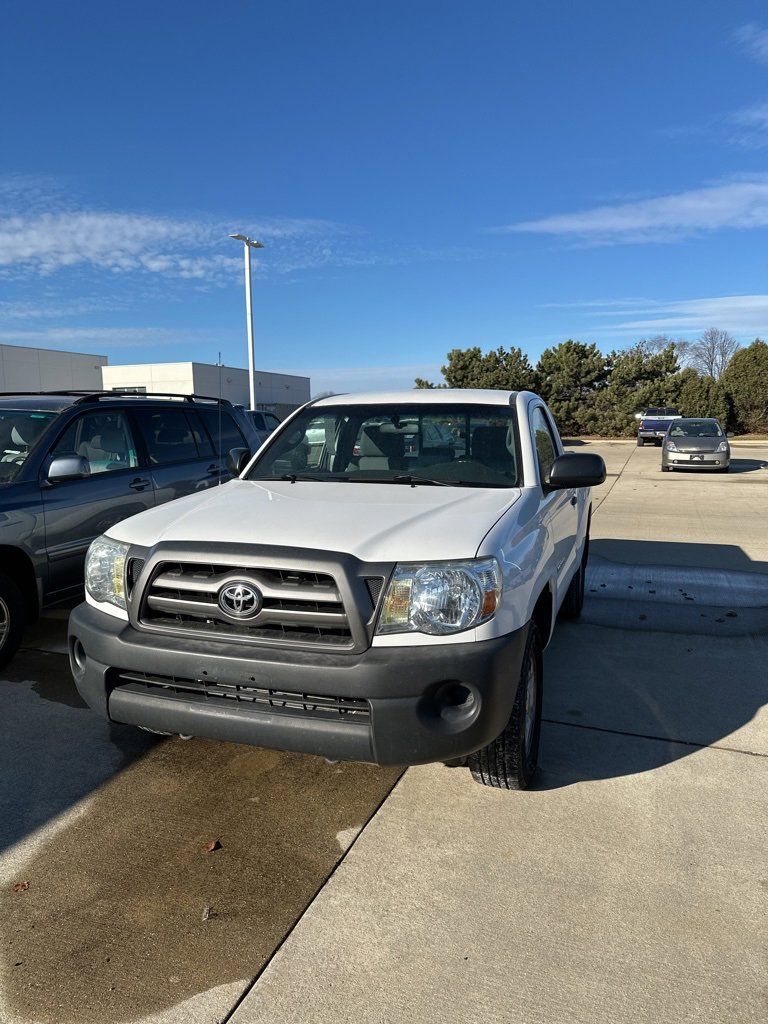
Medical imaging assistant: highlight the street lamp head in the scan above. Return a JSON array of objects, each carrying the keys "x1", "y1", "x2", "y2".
[{"x1": 229, "y1": 233, "x2": 265, "y2": 249}]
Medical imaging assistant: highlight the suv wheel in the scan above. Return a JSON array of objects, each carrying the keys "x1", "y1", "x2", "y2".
[
  {"x1": 0, "y1": 574, "x2": 26, "y2": 670},
  {"x1": 468, "y1": 624, "x2": 543, "y2": 790}
]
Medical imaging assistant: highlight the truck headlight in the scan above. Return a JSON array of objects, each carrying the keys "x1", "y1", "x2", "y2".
[
  {"x1": 716, "y1": 441, "x2": 728, "y2": 452},
  {"x1": 376, "y1": 558, "x2": 502, "y2": 636},
  {"x1": 85, "y1": 536, "x2": 129, "y2": 609}
]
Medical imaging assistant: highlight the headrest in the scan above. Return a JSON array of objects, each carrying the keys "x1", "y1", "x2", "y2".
[
  {"x1": 472, "y1": 425, "x2": 512, "y2": 462},
  {"x1": 91, "y1": 429, "x2": 126, "y2": 452},
  {"x1": 156, "y1": 427, "x2": 187, "y2": 444}
]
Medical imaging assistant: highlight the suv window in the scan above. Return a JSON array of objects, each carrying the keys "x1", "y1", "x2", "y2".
[
  {"x1": 51, "y1": 411, "x2": 139, "y2": 475},
  {"x1": 0, "y1": 409, "x2": 57, "y2": 483},
  {"x1": 134, "y1": 408, "x2": 211, "y2": 465},
  {"x1": 265, "y1": 413, "x2": 281, "y2": 430},
  {"x1": 531, "y1": 407, "x2": 558, "y2": 483},
  {"x1": 199, "y1": 408, "x2": 247, "y2": 457}
]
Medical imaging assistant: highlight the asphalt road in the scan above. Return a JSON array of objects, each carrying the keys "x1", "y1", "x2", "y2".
[{"x1": 1, "y1": 441, "x2": 766, "y2": 1024}]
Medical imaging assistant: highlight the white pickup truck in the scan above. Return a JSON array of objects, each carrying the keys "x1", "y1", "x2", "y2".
[{"x1": 69, "y1": 390, "x2": 605, "y2": 791}]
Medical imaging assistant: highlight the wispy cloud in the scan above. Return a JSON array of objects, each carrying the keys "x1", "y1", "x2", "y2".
[
  {"x1": 733, "y1": 22, "x2": 768, "y2": 66},
  {"x1": 728, "y1": 101, "x2": 768, "y2": 148},
  {"x1": 0, "y1": 207, "x2": 341, "y2": 281},
  {"x1": 584, "y1": 294, "x2": 768, "y2": 337},
  {"x1": 0, "y1": 174, "x2": 485, "y2": 286},
  {"x1": 497, "y1": 176, "x2": 768, "y2": 244},
  {"x1": 0, "y1": 326, "x2": 196, "y2": 351}
]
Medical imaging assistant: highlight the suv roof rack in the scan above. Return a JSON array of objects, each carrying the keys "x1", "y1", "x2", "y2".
[{"x1": 0, "y1": 390, "x2": 233, "y2": 406}]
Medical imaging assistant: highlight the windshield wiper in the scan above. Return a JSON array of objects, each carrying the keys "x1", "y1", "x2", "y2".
[
  {"x1": 274, "y1": 473, "x2": 351, "y2": 483},
  {"x1": 392, "y1": 474, "x2": 452, "y2": 487}
]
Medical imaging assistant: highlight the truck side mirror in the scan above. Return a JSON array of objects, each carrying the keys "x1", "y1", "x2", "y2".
[
  {"x1": 46, "y1": 455, "x2": 90, "y2": 484},
  {"x1": 227, "y1": 447, "x2": 251, "y2": 476},
  {"x1": 545, "y1": 452, "x2": 606, "y2": 490}
]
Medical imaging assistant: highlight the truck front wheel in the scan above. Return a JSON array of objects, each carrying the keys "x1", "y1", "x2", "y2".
[
  {"x1": 0, "y1": 573, "x2": 26, "y2": 670},
  {"x1": 637, "y1": 436, "x2": 644, "y2": 446},
  {"x1": 468, "y1": 624, "x2": 543, "y2": 790}
]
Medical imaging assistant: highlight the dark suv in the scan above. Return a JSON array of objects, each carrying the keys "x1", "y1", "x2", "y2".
[{"x1": 0, "y1": 390, "x2": 258, "y2": 667}]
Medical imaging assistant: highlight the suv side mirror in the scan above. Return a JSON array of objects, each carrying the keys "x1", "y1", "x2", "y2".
[
  {"x1": 227, "y1": 447, "x2": 251, "y2": 476},
  {"x1": 46, "y1": 455, "x2": 90, "y2": 484},
  {"x1": 546, "y1": 452, "x2": 606, "y2": 490}
]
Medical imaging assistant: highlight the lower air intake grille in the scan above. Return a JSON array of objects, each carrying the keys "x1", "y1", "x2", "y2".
[{"x1": 112, "y1": 670, "x2": 370, "y2": 721}]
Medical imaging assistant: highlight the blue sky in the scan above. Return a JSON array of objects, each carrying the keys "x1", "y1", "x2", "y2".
[{"x1": 2, "y1": 1, "x2": 768, "y2": 393}]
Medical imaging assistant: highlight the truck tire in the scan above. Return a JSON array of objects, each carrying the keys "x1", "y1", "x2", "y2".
[
  {"x1": 0, "y1": 573, "x2": 26, "y2": 671},
  {"x1": 468, "y1": 623, "x2": 542, "y2": 790},
  {"x1": 637, "y1": 436, "x2": 644, "y2": 446}
]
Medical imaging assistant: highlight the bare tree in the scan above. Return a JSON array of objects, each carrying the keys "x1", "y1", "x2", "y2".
[
  {"x1": 688, "y1": 328, "x2": 740, "y2": 379},
  {"x1": 638, "y1": 334, "x2": 691, "y2": 363}
]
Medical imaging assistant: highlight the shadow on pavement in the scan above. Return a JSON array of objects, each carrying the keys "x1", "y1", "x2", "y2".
[
  {"x1": 590, "y1": 537, "x2": 768, "y2": 575},
  {"x1": 0, "y1": 649, "x2": 157, "y2": 855},
  {"x1": 1, "y1": 736, "x2": 401, "y2": 1024},
  {"x1": 725, "y1": 456, "x2": 768, "y2": 474},
  {"x1": 539, "y1": 539, "x2": 768, "y2": 789}
]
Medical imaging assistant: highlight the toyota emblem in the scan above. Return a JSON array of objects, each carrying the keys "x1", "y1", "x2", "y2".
[{"x1": 218, "y1": 581, "x2": 262, "y2": 619}]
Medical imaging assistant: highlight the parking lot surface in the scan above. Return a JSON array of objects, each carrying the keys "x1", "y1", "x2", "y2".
[{"x1": 2, "y1": 441, "x2": 766, "y2": 1023}]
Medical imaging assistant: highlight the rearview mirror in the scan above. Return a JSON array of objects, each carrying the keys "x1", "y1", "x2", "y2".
[
  {"x1": 227, "y1": 447, "x2": 251, "y2": 476},
  {"x1": 46, "y1": 455, "x2": 90, "y2": 484},
  {"x1": 546, "y1": 452, "x2": 606, "y2": 490}
]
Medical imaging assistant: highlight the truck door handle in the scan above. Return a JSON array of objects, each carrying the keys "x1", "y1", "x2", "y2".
[
  {"x1": 570, "y1": 495, "x2": 578, "y2": 506},
  {"x1": 129, "y1": 477, "x2": 151, "y2": 491}
]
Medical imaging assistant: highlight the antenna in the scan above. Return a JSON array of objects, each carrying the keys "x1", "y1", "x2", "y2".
[{"x1": 217, "y1": 352, "x2": 223, "y2": 485}]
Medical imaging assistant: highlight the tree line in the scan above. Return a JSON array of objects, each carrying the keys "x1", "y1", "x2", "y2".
[{"x1": 415, "y1": 331, "x2": 768, "y2": 437}]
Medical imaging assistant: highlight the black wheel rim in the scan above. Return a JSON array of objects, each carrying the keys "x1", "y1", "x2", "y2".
[{"x1": 0, "y1": 596, "x2": 9, "y2": 650}]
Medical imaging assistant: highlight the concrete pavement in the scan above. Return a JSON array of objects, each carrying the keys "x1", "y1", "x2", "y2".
[{"x1": 2, "y1": 441, "x2": 766, "y2": 1023}]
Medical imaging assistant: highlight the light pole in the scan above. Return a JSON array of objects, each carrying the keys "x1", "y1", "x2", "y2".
[{"x1": 229, "y1": 233, "x2": 264, "y2": 411}]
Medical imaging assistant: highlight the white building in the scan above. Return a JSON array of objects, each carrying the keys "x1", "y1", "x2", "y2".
[
  {"x1": 0, "y1": 343, "x2": 107, "y2": 392},
  {"x1": 101, "y1": 362, "x2": 311, "y2": 417}
]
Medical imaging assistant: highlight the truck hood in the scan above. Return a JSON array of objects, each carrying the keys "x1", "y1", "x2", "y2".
[{"x1": 107, "y1": 479, "x2": 522, "y2": 563}]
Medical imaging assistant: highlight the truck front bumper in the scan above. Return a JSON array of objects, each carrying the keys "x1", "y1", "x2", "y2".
[{"x1": 69, "y1": 602, "x2": 528, "y2": 766}]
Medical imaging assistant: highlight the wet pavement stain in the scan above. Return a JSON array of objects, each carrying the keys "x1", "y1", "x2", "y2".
[{"x1": 1, "y1": 736, "x2": 402, "y2": 1024}]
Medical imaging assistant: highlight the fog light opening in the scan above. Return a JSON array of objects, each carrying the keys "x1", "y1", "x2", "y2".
[
  {"x1": 70, "y1": 638, "x2": 87, "y2": 675},
  {"x1": 435, "y1": 681, "x2": 478, "y2": 724}
]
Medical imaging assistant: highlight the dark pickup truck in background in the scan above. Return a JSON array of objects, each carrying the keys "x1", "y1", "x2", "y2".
[{"x1": 636, "y1": 407, "x2": 681, "y2": 447}]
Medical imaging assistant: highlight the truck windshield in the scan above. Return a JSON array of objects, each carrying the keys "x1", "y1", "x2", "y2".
[
  {"x1": 0, "y1": 409, "x2": 56, "y2": 484},
  {"x1": 247, "y1": 403, "x2": 522, "y2": 488}
]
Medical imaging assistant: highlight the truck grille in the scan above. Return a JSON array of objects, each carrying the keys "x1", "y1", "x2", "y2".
[
  {"x1": 139, "y1": 561, "x2": 354, "y2": 648},
  {"x1": 113, "y1": 670, "x2": 370, "y2": 720}
]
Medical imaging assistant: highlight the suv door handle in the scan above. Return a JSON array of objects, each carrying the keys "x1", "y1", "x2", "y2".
[
  {"x1": 129, "y1": 477, "x2": 151, "y2": 491},
  {"x1": 206, "y1": 464, "x2": 220, "y2": 475},
  {"x1": 570, "y1": 495, "x2": 578, "y2": 506}
]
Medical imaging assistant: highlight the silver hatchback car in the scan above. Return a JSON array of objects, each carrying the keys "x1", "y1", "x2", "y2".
[{"x1": 661, "y1": 418, "x2": 730, "y2": 472}]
